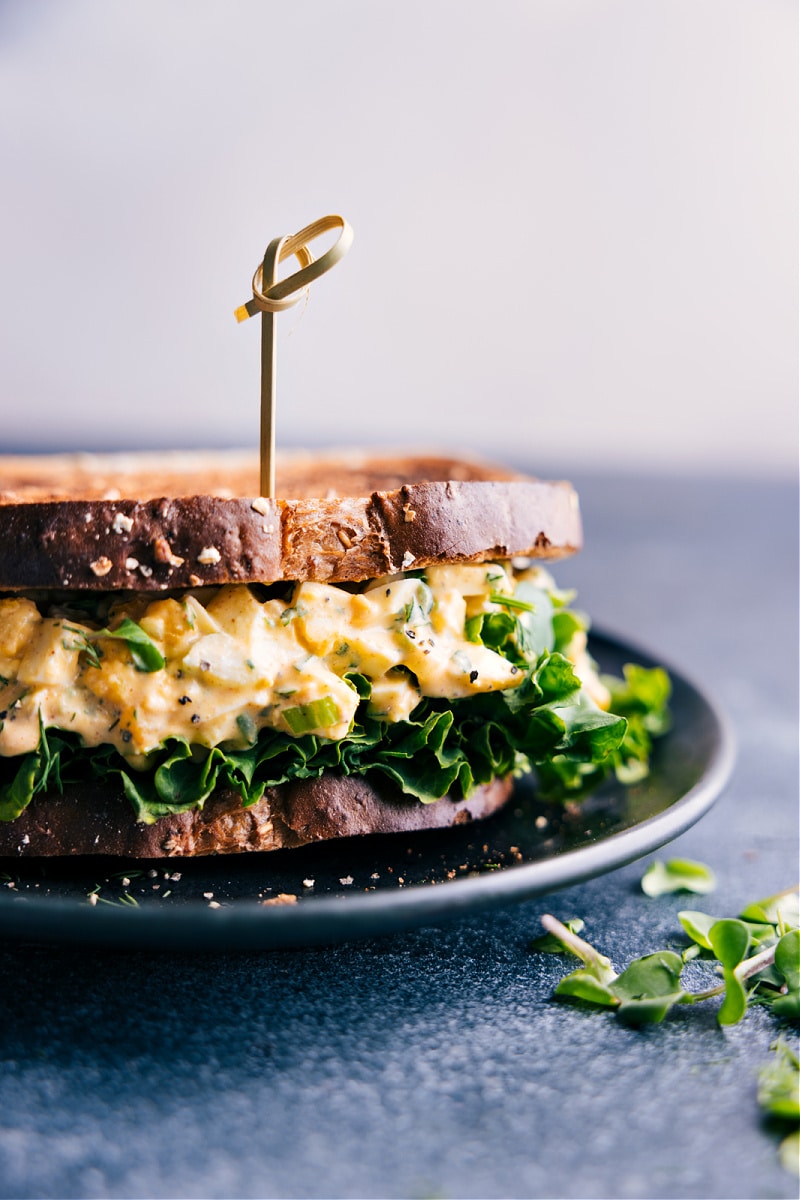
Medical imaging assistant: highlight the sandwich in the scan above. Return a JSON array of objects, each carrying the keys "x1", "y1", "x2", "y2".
[{"x1": 0, "y1": 448, "x2": 669, "y2": 858}]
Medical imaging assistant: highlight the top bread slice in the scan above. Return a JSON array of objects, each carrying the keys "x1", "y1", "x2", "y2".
[{"x1": 0, "y1": 448, "x2": 582, "y2": 591}]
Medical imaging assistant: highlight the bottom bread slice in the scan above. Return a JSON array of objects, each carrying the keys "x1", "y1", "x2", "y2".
[{"x1": 0, "y1": 773, "x2": 514, "y2": 858}]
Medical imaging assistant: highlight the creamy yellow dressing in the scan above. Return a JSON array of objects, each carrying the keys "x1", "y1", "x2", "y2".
[{"x1": 0, "y1": 563, "x2": 606, "y2": 766}]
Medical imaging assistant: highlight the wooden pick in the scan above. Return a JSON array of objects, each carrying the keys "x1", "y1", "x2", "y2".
[{"x1": 235, "y1": 215, "x2": 354, "y2": 498}]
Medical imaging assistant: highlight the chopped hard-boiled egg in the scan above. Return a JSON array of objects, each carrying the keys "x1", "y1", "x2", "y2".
[{"x1": 0, "y1": 563, "x2": 604, "y2": 765}]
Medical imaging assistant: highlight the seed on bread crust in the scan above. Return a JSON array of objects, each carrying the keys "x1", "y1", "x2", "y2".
[
  {"x1": 153, "y1": 536, "x2": 184, "y2": 567},
  {"x1": 111, "y1": 512, "x2": 133, "y2": 534}
]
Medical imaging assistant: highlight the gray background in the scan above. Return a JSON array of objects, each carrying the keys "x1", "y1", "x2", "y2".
[{"x1": 0, "y1": 0, "x2": 796, "y2": 475}]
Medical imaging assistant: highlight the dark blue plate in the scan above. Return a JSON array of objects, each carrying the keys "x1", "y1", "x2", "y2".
[{"x1": 0, "y1": 632, "x2": 734, "y2": 950}]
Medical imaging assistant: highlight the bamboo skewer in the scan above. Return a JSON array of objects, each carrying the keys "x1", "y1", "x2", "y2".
[
  {"x1": 257, "y1": 235, "x2": 296, "y2": 501},
  {"x1": 235, "y1": 215, "x2": 354, "y2": 498}
]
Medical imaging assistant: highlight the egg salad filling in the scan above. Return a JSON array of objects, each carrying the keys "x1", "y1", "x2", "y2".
[{"x1": 0, "y1": 563, "x2": 670, "y2": 824}]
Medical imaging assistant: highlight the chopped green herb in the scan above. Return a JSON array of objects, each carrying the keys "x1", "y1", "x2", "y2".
[
  {"x1": 97, "y1": 619, "x2": 165, "y2": 672},
  {"x1": 489, "y1": 591, "x2": 535, "y2": 613},
  {"x1": 63, "y1": 627, "x2": 103, "y2": 668},
  {"x1": 96, "y1": 891, "x2": 140, "y2": 908},
  {"x1": 464, "y1": 615, "x2": 483, "y2": 644},
  {"x1": 235, "y1": 713, "x2": 258, "y2": 745},
  {"x1": 283, "y1": 697, "x2": 341, "y2": 735},
  {"x1": 397, "y1": 584, "x2": 434, "y2": 628},
  {"x1": 66, "y1": 619, "x2": 164, "y2": 673}
]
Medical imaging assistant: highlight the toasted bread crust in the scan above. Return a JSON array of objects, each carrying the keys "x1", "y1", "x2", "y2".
[
  {"x1": 0, "y1": 449, "x2": 518, "y2": 503},
  {"x1": 0, "y1": 773, "x2": 514, "y2": 858},
  {"x1": 0, "y1": 450, "x2": 581, "y2": 590}
]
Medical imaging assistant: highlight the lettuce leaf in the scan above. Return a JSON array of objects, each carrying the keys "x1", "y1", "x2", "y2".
[
  {"x1": 604, "y1": 663, "x2": 672, "y2": 784},
  {"x1": 0, "y1": 648, "x2": 652, "y2": 825},
  {"x1": 0, "y1": 721, "x2": 71, "y2": 821}
]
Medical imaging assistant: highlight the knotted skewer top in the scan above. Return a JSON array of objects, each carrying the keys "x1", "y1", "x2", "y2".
[
  {"x1": 235, "y1": 214, "x2": 353, "y2": 321},
  {"x1": 236, "y1": 215, "x2": 353, "y2": 498}
]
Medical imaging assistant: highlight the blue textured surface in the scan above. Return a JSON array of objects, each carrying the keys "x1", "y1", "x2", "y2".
[{"x1": 0, "y1": 471, "x2": 797, "y2": 1199}]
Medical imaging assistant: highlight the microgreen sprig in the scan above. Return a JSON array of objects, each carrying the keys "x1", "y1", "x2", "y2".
[
  {"x1": 536, "y1": 883, "x2": 800, "y2": 1028},
  {"x1": 557, "y1": 881, "x2": 799, "y2": 1175}
]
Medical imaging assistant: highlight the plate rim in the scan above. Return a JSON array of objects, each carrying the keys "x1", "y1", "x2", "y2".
[{"x1": 0, "y1": 629, "x2": 736, "y2": 949}]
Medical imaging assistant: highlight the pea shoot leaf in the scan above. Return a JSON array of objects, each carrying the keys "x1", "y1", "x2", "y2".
[
  {"x1": 641, "y1": 858, "x2": 717, "y2": 897},
  {"x1": 718, "y1": 971, "x2": 749, "y2": 1026},
  {"x1": 616, "y1": 993, "x2": 688, "y2": 1026},
  {"x1": 611, "y1": 951, "x2": 685, "y2": 1002},
  {"x1": 775, "y1": 930, "x2": 800, "y2": 991},
  {"x1": 758, "y1": 1039, "x2": 800, "y2": 1122},
  {"x1": 528, "y1": 917, "x2": 585, "y2": 954},
  {"x1": 555, "y1": 971, "x2": 619, "y2": 1007},
  {"x1": 709, "y1": 919, "x2": 751, "y2": 970},
  {"x1": 778, "y1": 1131, "x2": 800, "y2": 1177},
  {"x1": 537, "y1": 915, "x2": 616, "y2": 983},
  {"x1": 680, "y1": 909, "x2": 780, "y2": 959},
  {"x1": 611, "y1": 951, "x2": 687, "y2": 1026},
  {"x1": 741, "y1": 888, "x2": 800, "y2": 930},
  {"x1": 768, "y1": 930, "x2": 800, "y2": 1019},
  {"x1": 769, "y1": 991, "x2": 800, "y2": 1021},
  {"x1": 678, "y1": 909, "x2": 718, "y2": 951},
  {"x1": 711, "y1": 917, "x2": 785, "y2": 1026}
]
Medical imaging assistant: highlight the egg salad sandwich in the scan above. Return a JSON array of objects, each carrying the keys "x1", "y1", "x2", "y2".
[{"x1": 0, "y1": 449, "x2": 668, "y2": 858}]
